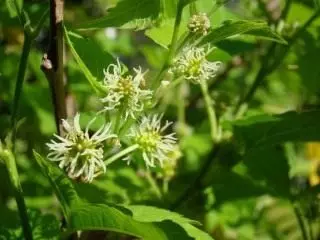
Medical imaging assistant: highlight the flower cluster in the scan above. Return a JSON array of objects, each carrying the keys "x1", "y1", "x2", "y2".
[
  {"x1": 171, "y1": 46, "x2": 221, "y2": 84},
  {"x1": 46, "y1": 10, "x2": 222, "y2": 183},
  {"x1": 188, "y1": 13, "x2": 211, "y2": 35},
  {"x1": 127, "y1": 115, "x2": 177, "y2": 168},
  {"x1": 47, "y1": 113, "x2": 117, "y2": 182},
  {"x1": 100, "y1": 59, "x2": 152, "y2": 119}
]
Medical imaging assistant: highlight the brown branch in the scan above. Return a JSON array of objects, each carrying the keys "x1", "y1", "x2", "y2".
[{"x1": 41, "y1": 0, "x2": 66, "y2": 135}]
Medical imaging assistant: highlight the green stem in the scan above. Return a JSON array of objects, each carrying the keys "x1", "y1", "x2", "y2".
[
  {"x1": 200, "y1": 81, "x2": 218, "y2": 142},
  {"x1": 292, "y1": 203, "x2": 309, "y2": 240},
  {"x1": 308, "y1": 217, "x2": 314, "y2": 240},
  {"x1": 145, "y1": 172, "x2": 162, "y2": 199},
  {"x1": 177, "y1": 83, "x2": 186, "y2": 128},
  {"x1": 279, "y1": 0, "x2": 293, "y2": 21},
  {"x1": 152, "y1": 0, "x2": 184, "y2": 89},
  {"x1": 114, "y1": 107, "x2": 125, "y2": 134},
  {"x1": 104, "y1": 144, "x2": 139, "y2": 166},
  {"x1": 162, "y1": 179, "x2": 169, "y2": 194},
  {"x1": 1, "y1": 151, "x2": 33, "y2": 240},
  {"x1": 11, "y1": 36, "x2": 33, "y2": 146}
]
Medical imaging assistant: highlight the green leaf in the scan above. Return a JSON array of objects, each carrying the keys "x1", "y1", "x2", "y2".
[
  {"x1": 145, "y1": 19, "x2": 175, "y2": 48},
  {"x1": 5, "y1": 0, "x2": 22, "y2": 18},
  {"x1": 243, "y1": 147, "x2": 291, "y2": 197},
  {"x1": 125, "y1": 205, "x2": 213, "y2": 240},
  {"x1": 210, "y1": 168, "x2": 267, "y2": 204},
  {"x1": 215, "y1": 39, "x2": 256, "y2": 55},
  {"x1": 160, "y1": 0, "x2": 178, "y2": 19},
  {"x1": 64, "y1": 29, "x2": 110, "y2": 93},
  {"x1": 33, "y1": 151, "x2": 79, "y2": 217},
  {"x1": 28, "y1": 210, "x2": 60, "y2": 240},
  {"x1": 200, "y1": 20, "x2": 287, "y2": 45},
  {"x1": 233, "y1": 110, "x2": 320, "y2": 151},
  {"x1": 76, "y1": 0, "x2": 161, "y2": 30},
  {"x1": 68, "y1": 203, "x2": 195, "y2": 239}
]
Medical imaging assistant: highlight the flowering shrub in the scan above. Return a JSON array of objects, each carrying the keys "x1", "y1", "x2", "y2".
[{"x1": 1, "y1": 0, "x2": 320, "y2": 239}]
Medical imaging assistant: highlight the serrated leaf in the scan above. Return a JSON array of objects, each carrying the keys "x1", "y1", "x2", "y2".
[
  {"x1": 200, "y1": 20, "x2": 287, "y2": 45},
  {"x1": 125, "y1": 205, "x2": 213, "y2": 240},
  {"x1": 64, "y1": 29, "x2": 109, "y2": 93},
  {"x1": 33, "y1": 151, "x2": 79, "y2": 217},
  {"x1": 68, "y1": 203, "x2": 195, "y2": 239},
  {"x1": 233, "y1": 110, "x2": 320, "y2": 151},
  {"x1": 77, "y1": 0, "x2": 160, "y2": 30}
]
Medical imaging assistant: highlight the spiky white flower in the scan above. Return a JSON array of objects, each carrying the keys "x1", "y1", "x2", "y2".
[
  {"x1": 46, "y1": 113, "x2": 117, "y2": 183},
  {"x1": 127, "y1": 114, "x2": 177, "y2": 168},
  {"x1": 171, "y1": 46, "x2": 221, "y2": 84},
  {"x1": 100, "y1": 59, "x2": 153, "y2": 119},
  {"x1": 188, "y1": 13, "x2": 211, "y2": 35}
]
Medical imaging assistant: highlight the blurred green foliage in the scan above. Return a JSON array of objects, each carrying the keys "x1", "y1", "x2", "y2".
[{"x1": 1, "y1": 0, "x2": 320, "y2": 239}]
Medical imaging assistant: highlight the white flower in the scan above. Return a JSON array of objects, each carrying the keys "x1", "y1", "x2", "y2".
[
  {"x1": 127, "y1": 114, "x2": 177, "y2": 168},
  {"x1": 46, "y1": 113, "x2": 117, "y2": 183},
  {"x1": 170, "y1": 46, "x2": 221, "y2": 84},
  {"x1": 188, "y1": 13, "x2": 211, "y2": 35},
  {"x1": 100, "y1": 59, "x2": 153, "y2": 119}
]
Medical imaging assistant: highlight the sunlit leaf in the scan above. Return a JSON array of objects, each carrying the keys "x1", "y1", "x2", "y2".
[
  {"x1": 200, "y1": 20, "x2": 287, "y2": 45},
  {"x1": 76, "y1": 0, "x2": 161, "y2": 30}
]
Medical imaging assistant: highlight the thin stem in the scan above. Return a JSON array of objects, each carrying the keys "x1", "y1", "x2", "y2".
[
  {"x1": 32, "y1": 8, "x2": 50, "y2": 39},
  {"x1": 308, "y1": 217, "x2": 314, "y2": 240},
  {"x1": 279, "y1": 0, "x2": 293, "y2": 21},
  {"x1": 292, "y1": 203, "x2": 309, "y2": 240},
  {"x1": 152, "y1": 0, "x2": 184, "y2": 89},
  {"x1": 145, "y1": 172, "x2": 162, "y2": 199},
  {"x1": 200, "y1": 81, "x2": 217, "y2": 141},
  {"x1": 104, "y1": 144, "x2": 139, "y2": 166},
  {"x1": 162, "y1": 179, "x2": 169, "y2": 194},
  {"x1": 13, "y1": 0, "x2": 33, "y2": 35},
  {"x1": 114, "y1": 107, "x2": 125, "y2": 134},
  {"x1": 1, "y1": 150, "x2": 33, "y2": 240},
  {"x1": 177, "y1": 83, "x2": 186, "y2": 129},
  {"x1": 11, "y1": 36, "x2": 32, "y2": 146}
]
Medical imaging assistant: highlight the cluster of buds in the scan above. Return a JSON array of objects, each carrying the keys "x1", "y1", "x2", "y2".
[
  {"x1": 188, "y1": 13, "x2": 211, "y2": 35},
  {"x1": 157, "y1": 146, "x2": 181, "y2": 181}
]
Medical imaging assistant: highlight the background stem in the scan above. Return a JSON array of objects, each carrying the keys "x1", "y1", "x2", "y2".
[
  {"x1": 293, "y1": 204, "x2": 309, "y2": 240},
  {"x1": 152, "y1": 0, "x2": 184, "y2": 89},
  {"x1": 200, "y1": 81, "x2": 217, "y2": 141},
  {"x1": 11, "y1": 36, "x2": 32, "y2": 146},
  {"x1": 41, "y1": 0, "x2": 67, "y2": 135},
  {"x1": 3, "y1": 151, "x2": 33, "y2": 240}
]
